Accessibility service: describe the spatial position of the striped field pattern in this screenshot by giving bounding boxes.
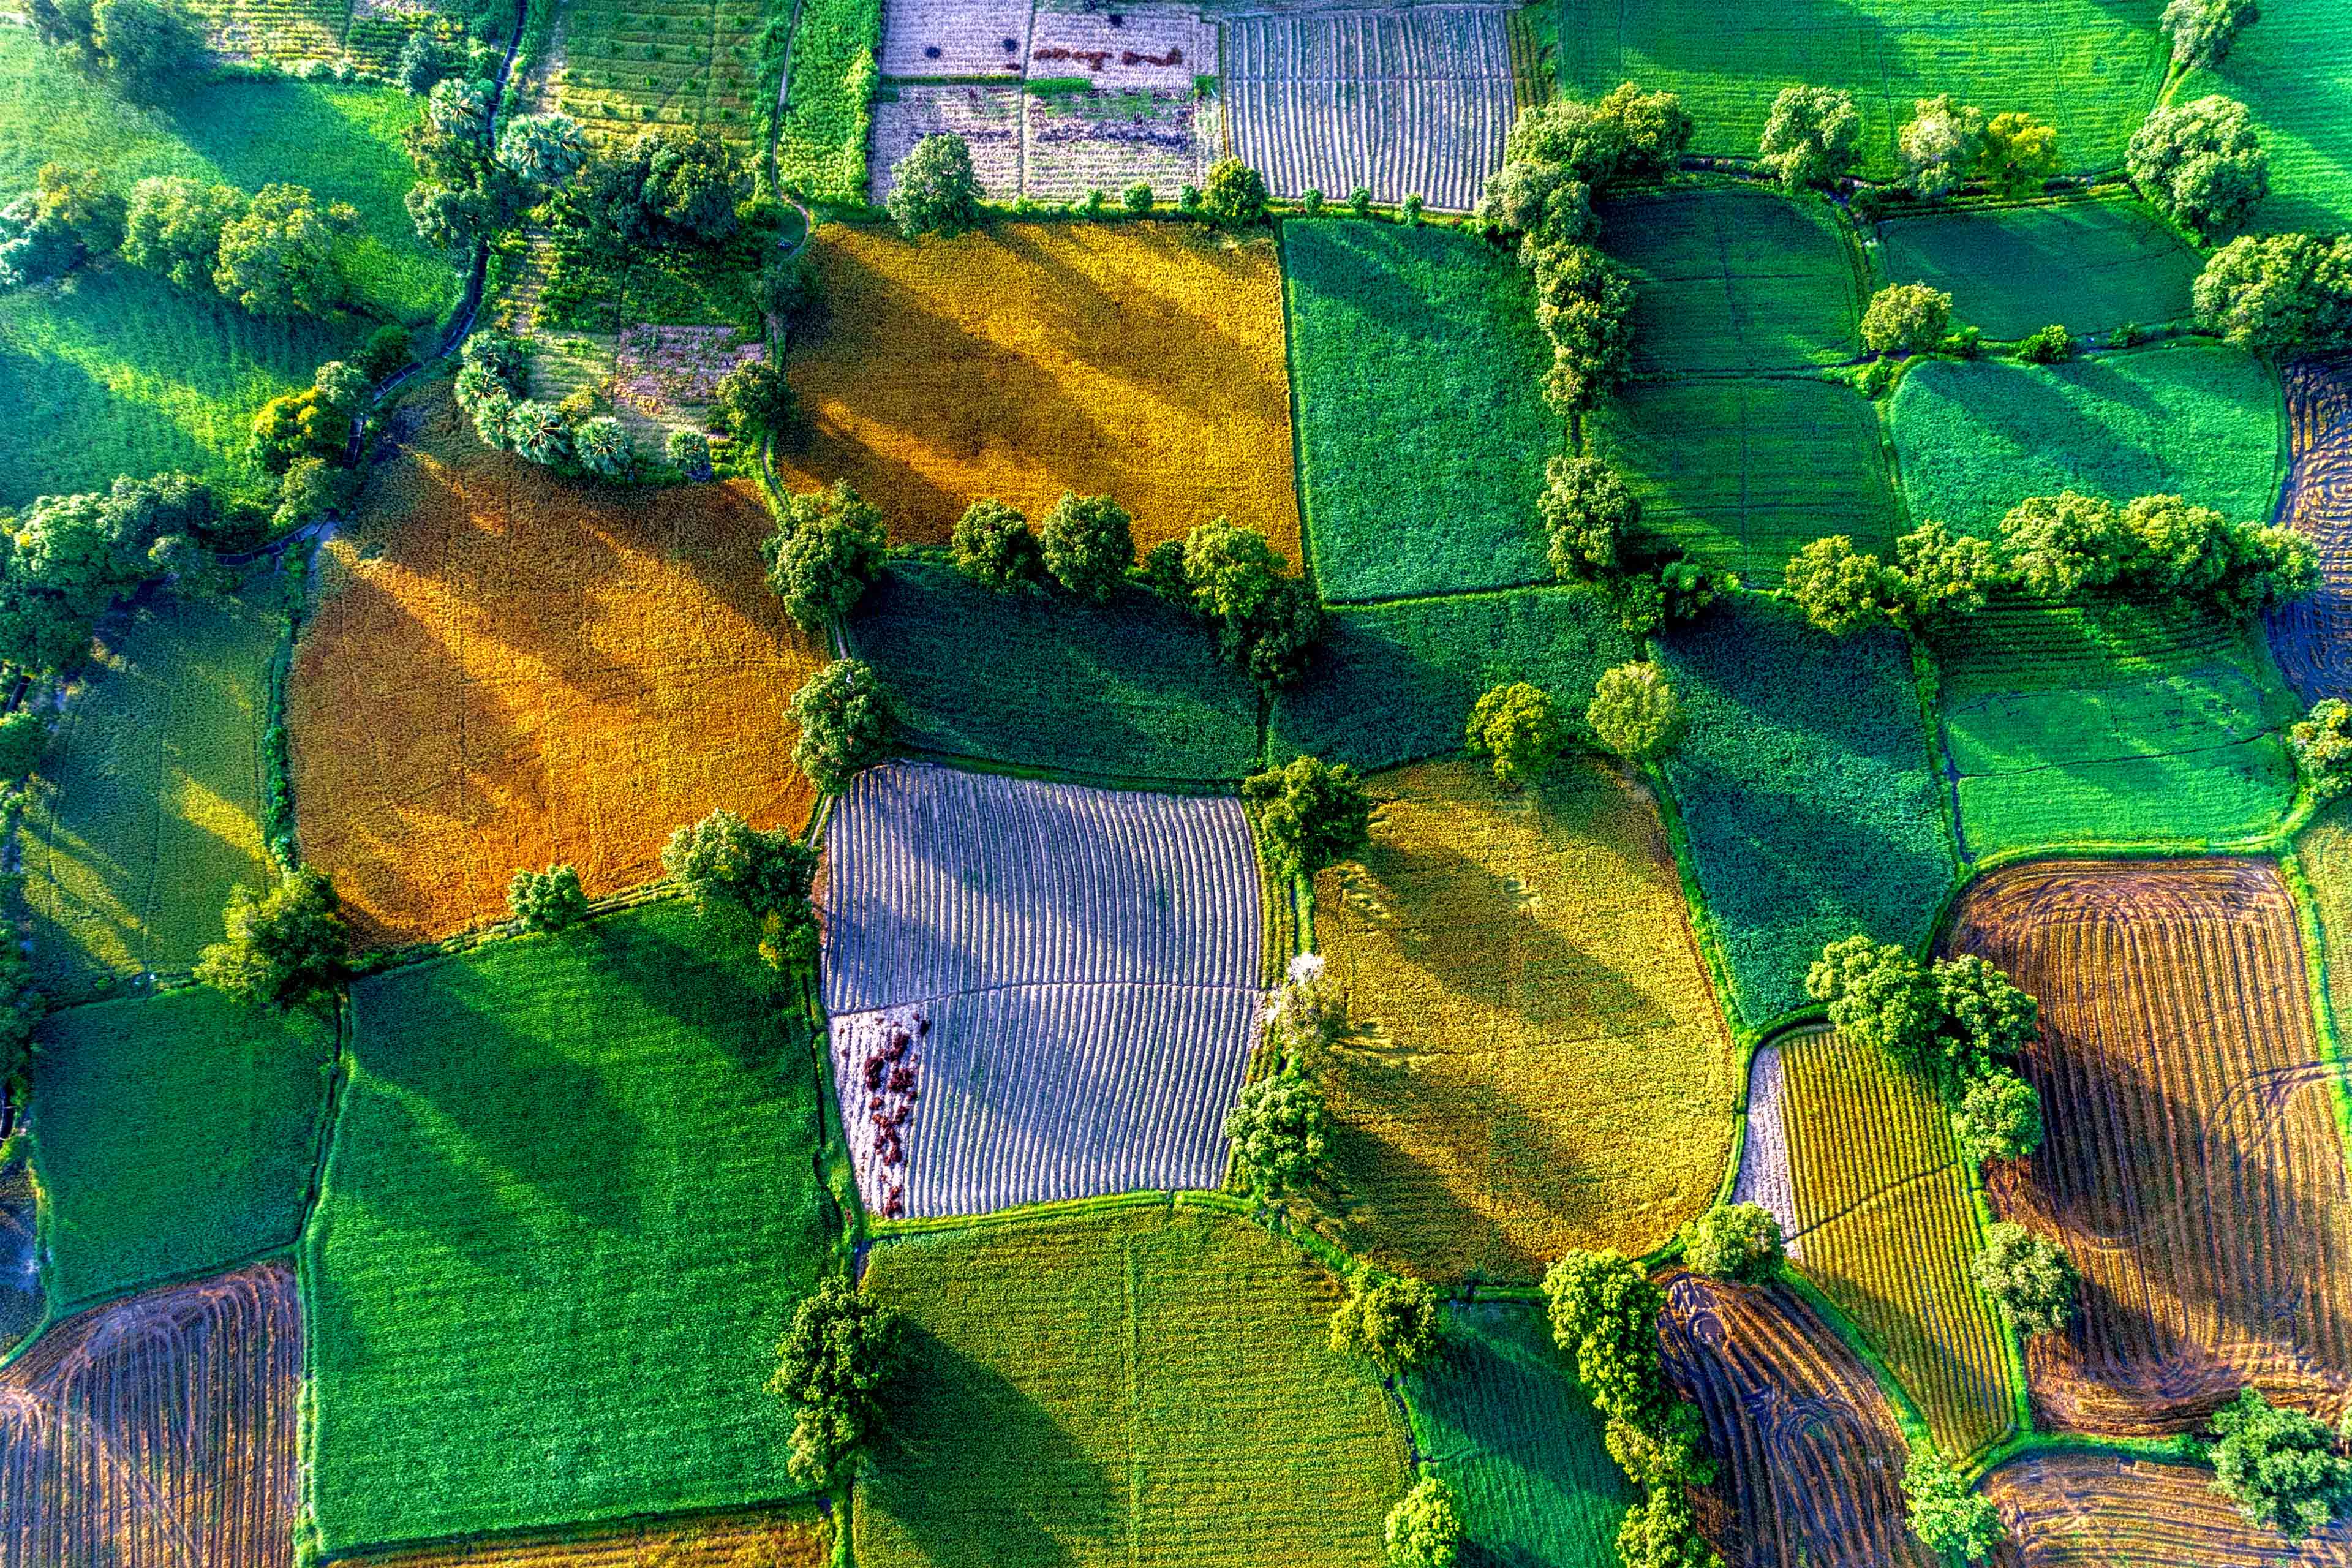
[1223,8,1515,209]
[821,763,1264,1218]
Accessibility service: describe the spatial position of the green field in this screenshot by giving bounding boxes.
[2184,0,2352,235]
[24,987,333,1311]
[1588,376,1901,586]
[1599,184,1864,375]
[1888,342,2286,536]
[854,1199,1411,1567]
[1283,221,1559,602]
[1267,584,1638,772]
[1931,598,2300,857]
[1659,595,1958,1028]
[846,561,1264,786]
[20,577,285,989]
[306,901,843,1553]
[1874,195,2206,341]
[1540,0,2168,178]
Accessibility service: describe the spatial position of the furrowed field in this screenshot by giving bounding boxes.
[1873,197,2204,342]
[769,225,1302,556]
[853,1200,1411,1567]
[1310,758,1736,1281]
[2269,360,2352,705]
[1982,1452,2352,1564]
[1598,184,1864,375]
[306,900,842,1551]
[2184,0,2352,235]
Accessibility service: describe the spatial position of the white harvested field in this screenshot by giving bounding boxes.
[1223,7,1515,209]
[820,761,1264,1218]
[869,85,1027,204]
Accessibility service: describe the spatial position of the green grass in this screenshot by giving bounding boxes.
[1539,0,2168,179]
[1872,195,2205,342]
[1587,376,1901,586]
[1597,184,1864,374]
[306,901,843,1553]
[2184,0,2352,235]
[1887,342,2287,536]
[846,560,1264,786]
[853,1199,1412,1568]
[24,987,333,1311]
[1658,594,1958,1029]
[1268,584,1638,772]
[20,578,284,989]
[1400,1302,1630,1568]
[1282,221,1559,602]
[1931,598,2300,857]
[775,0,881,203]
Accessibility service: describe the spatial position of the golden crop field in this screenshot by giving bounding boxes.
[289,391,825,946]
[1310,758,1737,1282]
[772,223,1303,560]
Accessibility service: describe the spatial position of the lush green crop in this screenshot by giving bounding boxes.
[1283,221,1559,601]
[1598,184,1864,374]
[306,900,844,1553]
[25,987,333,1311]
[1874,196,2204,342]
[774,0,881,202]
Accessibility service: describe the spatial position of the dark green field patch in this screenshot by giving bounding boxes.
[1874,195,2205,341]
[1588,377,1900,586]
[1599,184,1864,374]
[1283,221,1558,602]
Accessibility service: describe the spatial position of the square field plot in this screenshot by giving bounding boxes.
[820,761,1262,1218]
[1931,599,2299,858]
[1588,377,1899,586]
[1283,222,1558,601]
[854,1202,1411,1568]
[1224,8,1517,211]
[290,393,826,948]
[2185,0,2352,235]
[1598,185,1864,375]
[773,224,1300,557]
[1872,196,2204,342]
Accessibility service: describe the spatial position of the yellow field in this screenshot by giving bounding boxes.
[773,222,1303,560]
[1310,758,1738,1283]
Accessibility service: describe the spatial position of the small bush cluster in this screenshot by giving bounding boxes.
[453,330,641,480]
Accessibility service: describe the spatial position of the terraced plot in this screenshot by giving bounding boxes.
[1660,1270,1937,1568]
[1310,758,1736,1281]
[1982,1451,2352,1565]
[552,0,772,145]
[357,1508,835,1567]
[2184,0,2352,236]
[1931,598,2299,858]
[0,1264,299,1568]
[1779,1023,2018,1458]
[1597,184,1864,375]
[1948,859,2352,1434]
[820,761,1263,1218]
[1874,197,2204,342]
[2268,359,2352,706]
[854,1200,1411,1567]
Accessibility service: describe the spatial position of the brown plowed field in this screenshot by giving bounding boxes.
[1983,1450,2352,1565]
[1947,858,2352,1434]
[1658,1269,1937,1568]
[290,390,824,946]
[353,1507,832,1566]
[0,1262,298,1568]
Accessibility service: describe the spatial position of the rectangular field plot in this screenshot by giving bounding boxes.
[1657,595,1957,1028]
[1948,859,2352,1435]
[2185,0,2352,236]
[820,761,1262,1218]
[774,224,1300,554]
[307,900,842,1552]
[0,1264,298,1568]
[27,988,333,1312]
[1587,376,1899,586]
[854,1202,1411,1567]
[1283,221,1558,601]
[551,0,772,145]
[1597,185,1864,375]
[1310,758,1736,1281]
[1931,599,2299,858]
[1660,1271,1939,1568]
[1982,1451,2352,1565]
[1888,342,2286,537]
[2268,361,2352,705]
[1873,196,2204,342]
[20,576,282,987]
[1542,0,2167,178]
[1224,8,1516,210]
[290,391,826,948]
[1400,1302,1630,1568]
[1779,1023,2019,1457]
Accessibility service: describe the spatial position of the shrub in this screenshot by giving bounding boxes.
[1329,1274,1441,1376]
[1465,681,1564,788]
[789,658,892,795]
[1757,85,1861,189]
[1784,535,1901,636]
[1980,111,2058,198]
[2162,0,2261,70]
[1860,283,1953,358]
[714,357,800,443]
[1902,1445,2003,1562]
[768,1276,902,1488]
[886,132,983,239]
[1224,1068,1327,1199]
[1677,1202,1785,1282]
[1898,94,1986,198]
[507,864,588,932]
[2129,95,2270,238]
[0,711,47,780]
[1951,1066,2045,1163]
[1540,453,1635,578]
[2290,699,2352,801]
[1242,755,1371,880]
[1202,157,1269,225]
[2016,322,2075,363]
[1383,1477,1463,1568]
[2206,1387,2352,1539]
[194,867,347,1011]
[1121,182,1153,214]
[1972,1222,2078,1335]
[949,499,1042,592]
[1588,662,1683,763]
[2193,232,2352,356]
[1038,491,1134,602]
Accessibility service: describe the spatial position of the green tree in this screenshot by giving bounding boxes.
[714,356,801,444]
[1861,283,1954,357]
[1465,681,1564,788]
[1224,1069,1327,1198]
[2290,699,2352,800]
[194,867,348,1011]
[506,864,588,932]
[214,183,347,317]
[1757,85,1861,189]
[1588,661,1683,763]
[1980,111,2059,198]
[1971,1222,2078,1335]
[1383,1477,1463,1568]
[92,0,203,102]
[950,499,1042,591]
[2206,1387,2352,1539]
[1202,157,1269,224]
[1677,1202,1785,1282]
[2193,232,2352,356]
[763,481,886,630]
[886,132,984,239]
[1903,1445,2003,1562]
[1540,453,1636,579]
[768,1277,903,1487]
[1242,755,1372,880]
[2130,95,2271,238]
[1038,491,1134,602]
[1784,535,1901,636]
[1898,94,1986,198]
[1952,1066,2045,1163]
[1329,1274,1441,1376]
[2162,0,2260,66]
[789,658,892,795]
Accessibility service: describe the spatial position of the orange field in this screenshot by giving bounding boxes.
[771,224,1303,559]
[0,1262,297,1567]
[1983,1451,2352,1565]
[355,1507,833,1566]
[290,392,827,946]
[1948,859,2352,1434]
